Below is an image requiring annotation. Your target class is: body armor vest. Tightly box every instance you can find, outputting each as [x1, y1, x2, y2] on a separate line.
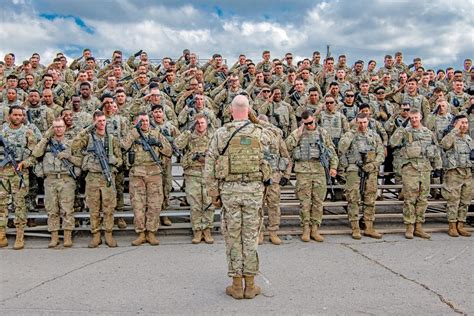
[27, 105, 49, 133]
[320, 111, 344, 139]
[293, 130, 321, 161]
[0, 124, 29, 162]
[445, 135, 473, 169]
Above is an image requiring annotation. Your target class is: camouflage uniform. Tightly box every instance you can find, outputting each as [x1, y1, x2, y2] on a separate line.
[175, 129, 214, 232]
[446, 91, 470, 114]
[259, 101, 297, 138]
[205, 120, 271, 277]
[286, 126, 338, 227]
[122, 127, 171, 234]
[401, 93, 431, 123]
[317, 109, 350, 148]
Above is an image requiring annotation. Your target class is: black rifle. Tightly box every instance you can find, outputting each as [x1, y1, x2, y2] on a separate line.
[135, 120, 162, 168]
[48, 139, 78, 180]
[89, 130, 114, 188]
[357, 152, 368, 230]
[161, 128, 182, 158]
[0, 135, 25, 188]
[191, 152, 206, 162]
[316, 134, 336, 201]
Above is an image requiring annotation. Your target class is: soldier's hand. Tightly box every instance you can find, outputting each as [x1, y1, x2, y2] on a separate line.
[45, 127, 54, 138]
[57, 151, 71, 160]
[212, 196, 222, 208]
[454, 120, 462, 130]
[362, 163, 377, 173]
[17, 161, 25, 171]
[296, 123, 305, 138]
[279, 177, 289, 186]
[329, 168, 337, 177]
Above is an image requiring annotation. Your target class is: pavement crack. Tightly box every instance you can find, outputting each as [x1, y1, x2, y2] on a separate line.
[342, 243, 467, 316]
[0, 247, 138, 304]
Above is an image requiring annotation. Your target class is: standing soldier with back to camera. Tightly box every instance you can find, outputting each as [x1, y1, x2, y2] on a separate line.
[122, 112, 171, 246]
[286, 110, 338, 242]
[339, 113, 385, 240]
[175, 114, 215, 244]
[440, 115, 473, 237]
[205, 95, 272, 300]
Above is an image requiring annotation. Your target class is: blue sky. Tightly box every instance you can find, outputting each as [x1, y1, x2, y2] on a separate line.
[1, 0, 472, 70]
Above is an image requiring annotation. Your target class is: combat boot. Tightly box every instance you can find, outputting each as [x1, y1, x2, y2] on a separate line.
[63, 230, 73, 247]
[203, 228, 214, 244]
[192, 230, 202, 244]
[363, 221, 382, 239]
[414, 222, 431, 239]
[301, 224, 310, 242]
[116, 218, 127, 229]
[405, 224, 414, 239]
[131, 232, 146, 246]
[457, 222, 472, 237]
[244, 275, 261, 299]
[88, 232, 102, 248]
[13, 227, 24, 250]
[258, 231, 264, 245]
[447, 222, 459, 237]
[104, 231, 118, 247]
[0, 228, 8, 248]
[146, 231, 160, 245]
[226, 276, 244, 299]
[350, 221, 361, 240]
[48, 231, 59, 248]
[161, 216, 172, 226]
[310, 225, 324, 242]
[269, 231, 282, 245]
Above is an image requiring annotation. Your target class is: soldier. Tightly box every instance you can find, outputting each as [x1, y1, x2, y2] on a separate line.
[214, 73, 246, 123]
[122, 112, 171, 246]
[71, 111, 123, 248]
[401, 78, 430, 123]
[79, 82, 101, 114]
[69, 95, 93, 130]
[440, 115, 473, 237]
[339, 113, 385, 239]
[316, 95, 350, 149]
[42, 89, 63, 118]
[295, 87, 322, 120]
[175, 114, 215, 244]
[0, 106, 37, 249]
[177, 93, 218, 131]
[205, 95, 271, 300]
[32, 118, 81, 248]
[258, 87, 297, 138]
[447, 79, 470, 113]
[339, 90, 359, 122]
[286, 110, 338, 242]
[390, 109, 442, 239]
[258, 114, 292, 245]
[373, 86, 394, 122]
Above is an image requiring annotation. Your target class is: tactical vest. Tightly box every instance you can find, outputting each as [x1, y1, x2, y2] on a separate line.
[402, 94, 424, 111]
[106, 115, 123, 138]
[320, 111, 343, 139]
[262, 129, 288, 172]
[28, 105, 49, 133]
[433, 114, 453, 141]
[269, 102, 290, 129]
[445, 135, 473, 169]
[345, 131, 377, 165]
[293, 130, 321, 161]
[341, 104, 358, 122]
[183, 132, 210, 170]
[0, 124, 29, 162]
[41, 140, 77, 176]
[401, 127, 438, 161]
[131, 129, 162, 166]
[81, 133, 113, 173]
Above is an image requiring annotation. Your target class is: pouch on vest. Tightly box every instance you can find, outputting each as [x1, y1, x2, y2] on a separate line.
[33, 162, 45, 178]
[406, 146, 422, 159]
[278, 157, 289, 171]
[366, 150, 376, 162]
[425, 145, 438, 160]
[228, 135, 260, 174]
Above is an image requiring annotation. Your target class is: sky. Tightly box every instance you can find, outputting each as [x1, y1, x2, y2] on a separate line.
[1, 0, 472, 70]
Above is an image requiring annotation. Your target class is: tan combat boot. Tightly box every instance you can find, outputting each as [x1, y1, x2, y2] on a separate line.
[405, 224, 414, 239]
[88, 232, 102, 248]
[116, 218, 127, 229]
[301, 224, 310, 242]
[414, 222, 431, 239]
[13, 227, 25, 250]
[310, 225, 324, 242]
[161, 216, 172, 226]
[269, 231, 282, 245]
[363, 221, 382, 239]
[457, 222, 472, 237]
[447, 222, 459, 237]
[0, 228, 8, 248]
[63, 230, 73, 247]
[48, 231, 59, 248]
[146, 231, 160, 245]
[226, 276, 244, 299]
[244, 275, 261, 299]
[104, 231, 118, 247]
[131, 232, 146, 246]
[258, 231, 264, 245]
[192, 230, 202, 244]
[350, 221, 361, 240]
[203, 228, 214, 244]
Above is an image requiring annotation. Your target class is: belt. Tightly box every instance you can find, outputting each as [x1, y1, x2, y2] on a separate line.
[47, 173, 71, 179]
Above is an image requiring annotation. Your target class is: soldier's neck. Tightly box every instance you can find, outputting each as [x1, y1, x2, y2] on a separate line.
[9, 123, 22, 130]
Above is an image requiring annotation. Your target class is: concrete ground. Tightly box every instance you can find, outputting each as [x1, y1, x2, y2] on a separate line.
[0, 232, 472, 315]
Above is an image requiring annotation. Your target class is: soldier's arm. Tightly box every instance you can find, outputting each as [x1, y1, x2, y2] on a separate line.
[156, 130, 172, 157]
[70, 130, 89, 156]
[421, 97, 430, 124]
[174, 130, 191, 151]
[21, 129, 38, 168]
[389, 127, 406, 148]
[112, 137, 123, 168]
[165, 107, 179, 127]
[46, 108, 55, 127]
[177, 108, 190, 126]
[439, 129, 457, 150]
[341, 115, 350, 132]
[377, 122, 389, 146]
[278, 136, 293, 179]
[204, 133, 220, 198]
[285, 130, 299, 152]
[337, 131, 353, 156]
[323, 130, 339, 169]
[288, 106, 298, 133]
[31, 136, 49, 158]
[374, 134, 385, 166]
[121, 128, 139, 151]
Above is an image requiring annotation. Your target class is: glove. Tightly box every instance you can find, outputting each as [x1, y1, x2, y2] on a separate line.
[212, 196, 222, 208]
[362, 163, 377, 173]
[279, 177, 289, 186]
[432, 169, 443, 178]
[263, 178, 272, 187]
[57, 151, 70, 160]
[134, 49, 143, 57]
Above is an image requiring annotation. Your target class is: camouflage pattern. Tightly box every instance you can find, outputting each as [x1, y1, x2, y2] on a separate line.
[258, 101, 297, 138]
[26, 105, 55, 133]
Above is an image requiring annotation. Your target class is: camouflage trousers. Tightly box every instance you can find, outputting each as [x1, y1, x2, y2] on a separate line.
[221, 181, 264, 277]
[115, 167, 125, 213]
[45, 175, 76, 232]
[295, 172, 326, 227]
[129, 173, 163, 233]
[0, 166, 29, 228]
[161, 158, 172, 210]
[185, 174, 214, 231]
[442, 168, 473, 223]
[345, 170, 378, 222]
[262, 182, 281, 231]
[401, 165, 430, 224]
[85, 172, 116, 233]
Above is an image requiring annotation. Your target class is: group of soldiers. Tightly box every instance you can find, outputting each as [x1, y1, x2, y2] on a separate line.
[0, 48, 473, 297]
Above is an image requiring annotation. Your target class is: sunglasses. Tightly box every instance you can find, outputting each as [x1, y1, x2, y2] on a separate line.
[345, 94, 354, 97]
[262, 90, 271, 93]
[402, 108, 410, 112]
[304, 120, 314, 126]
[325, 101, 335, 104]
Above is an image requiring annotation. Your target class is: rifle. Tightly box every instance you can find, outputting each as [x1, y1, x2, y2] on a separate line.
[135, 120, 162, 168]
[48, 139, 78, 180]
[0, 135, 26, 188]
[316, 134, 336, 201]
[161, 128, 182, 158]
[357, 151, 368, 230]
[89, 130, 114, 188]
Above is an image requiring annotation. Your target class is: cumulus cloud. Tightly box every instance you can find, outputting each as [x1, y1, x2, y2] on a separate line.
[0, 0, 472, 70]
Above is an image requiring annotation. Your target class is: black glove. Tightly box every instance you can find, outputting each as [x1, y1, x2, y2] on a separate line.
[134, 50, 143, 57]
[432, 169, 443, 178]
[263, 179, 272, 187]
[279, 177, 289, 186]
